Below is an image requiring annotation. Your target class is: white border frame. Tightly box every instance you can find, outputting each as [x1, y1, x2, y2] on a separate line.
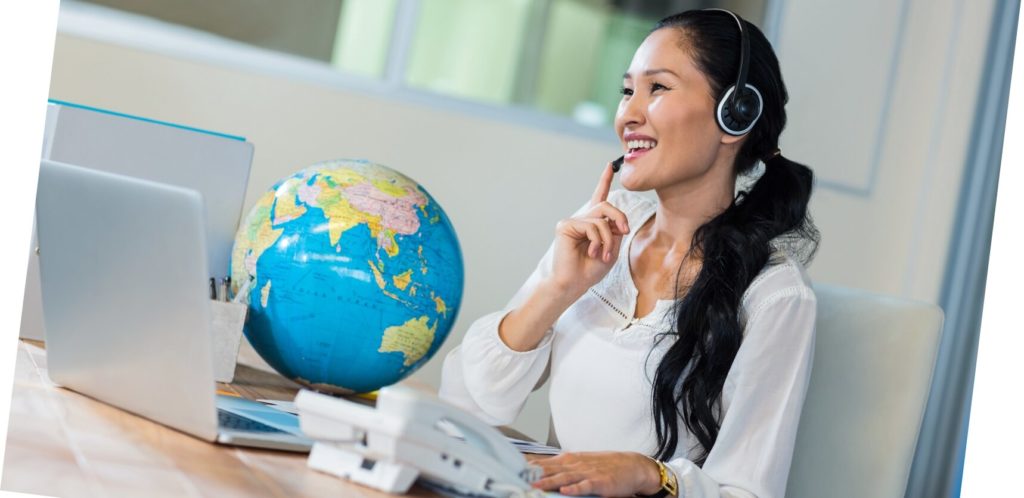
[958, 2, 1023, 494]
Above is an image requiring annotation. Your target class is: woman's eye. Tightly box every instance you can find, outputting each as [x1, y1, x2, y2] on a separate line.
[619, 86, 634, 96]
[651, 82, 668, 92]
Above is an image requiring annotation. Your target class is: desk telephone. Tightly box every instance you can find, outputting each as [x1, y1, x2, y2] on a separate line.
[295, 385, 547, 497]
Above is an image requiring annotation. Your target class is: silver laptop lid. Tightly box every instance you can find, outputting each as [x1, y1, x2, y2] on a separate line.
[36, 159, 219, 442]
[43, 101, 253, 276]
[22, 102, 253, 341]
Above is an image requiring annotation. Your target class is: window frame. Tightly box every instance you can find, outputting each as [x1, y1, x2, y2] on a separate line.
[58, 0, 781, 144]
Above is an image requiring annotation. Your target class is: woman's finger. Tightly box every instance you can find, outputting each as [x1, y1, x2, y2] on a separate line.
[557, 219, 593, 242]
[524, 454, 553, 463]
[589, 162, 616, 206]
[560, 479, 598, 496]
[559, 219, 616, 261]
[585, 222, 598, 257]
[588, 217, 614, 260]
[532, 470, 583, 491]
[587, 202, 630, 234]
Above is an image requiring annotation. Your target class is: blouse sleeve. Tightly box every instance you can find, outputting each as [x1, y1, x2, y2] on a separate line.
[437, 240, 558, 426]
[663, 285, 817, 498]
[438, 192, 614, 426]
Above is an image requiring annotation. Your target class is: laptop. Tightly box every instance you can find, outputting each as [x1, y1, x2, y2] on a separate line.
[22, 101, 254, 341]
[35, 159, 312, 453]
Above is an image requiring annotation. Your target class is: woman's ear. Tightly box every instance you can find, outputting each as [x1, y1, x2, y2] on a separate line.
[720, 132, 746, 146]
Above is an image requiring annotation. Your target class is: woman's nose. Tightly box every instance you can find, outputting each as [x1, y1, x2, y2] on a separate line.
[617, 95, 646, 129]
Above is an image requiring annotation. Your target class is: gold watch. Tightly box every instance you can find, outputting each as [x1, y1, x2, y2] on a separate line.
[642, 457, 679, 498]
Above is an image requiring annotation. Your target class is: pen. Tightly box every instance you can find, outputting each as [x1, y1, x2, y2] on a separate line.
[210, 277, 217, 300]
[233, 278, 253, 304]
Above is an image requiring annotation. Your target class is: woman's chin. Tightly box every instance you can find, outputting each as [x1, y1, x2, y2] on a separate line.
[618, 169, 644, 191]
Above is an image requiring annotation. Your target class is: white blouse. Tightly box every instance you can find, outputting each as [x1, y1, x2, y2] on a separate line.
[439, 189, 816, 498]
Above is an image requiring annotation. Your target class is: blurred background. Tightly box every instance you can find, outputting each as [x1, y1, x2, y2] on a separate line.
[46, 0, 1019, 496]
[73, 0, 767, 129]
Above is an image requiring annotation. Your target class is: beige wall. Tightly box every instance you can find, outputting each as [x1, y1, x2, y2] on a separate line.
[47, 0, 997, 440]
[779, 0, 995, 301]
[49, 33, 622, 441]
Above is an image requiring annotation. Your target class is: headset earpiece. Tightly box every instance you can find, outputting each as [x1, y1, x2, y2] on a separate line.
[706, 8, 764, 136]
[716, 84, 763, 136]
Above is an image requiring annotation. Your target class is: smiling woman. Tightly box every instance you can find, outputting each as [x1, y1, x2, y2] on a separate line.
[615, 30, 736, 194]
[440, 8, 819, 498]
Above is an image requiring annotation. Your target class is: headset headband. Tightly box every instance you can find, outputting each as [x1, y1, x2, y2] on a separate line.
[702, 8, 750, 111]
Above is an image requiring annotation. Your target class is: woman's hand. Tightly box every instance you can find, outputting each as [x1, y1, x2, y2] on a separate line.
[531, 451, 663, 497]
[546, 162, 631, 298]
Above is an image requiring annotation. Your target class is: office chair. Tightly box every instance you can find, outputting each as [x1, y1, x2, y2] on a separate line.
[786, 284, 944, 498]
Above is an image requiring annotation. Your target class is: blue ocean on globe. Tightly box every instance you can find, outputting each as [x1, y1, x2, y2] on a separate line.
[230, 159, 464, 394]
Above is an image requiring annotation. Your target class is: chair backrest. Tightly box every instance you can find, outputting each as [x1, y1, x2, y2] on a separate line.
[786, 284, 944, 498]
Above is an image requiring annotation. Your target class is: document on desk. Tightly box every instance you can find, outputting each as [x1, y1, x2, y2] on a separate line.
[434, 419, 563, 456]
[418, 480, 579, 498]
[259, 398, 300, 415]
[506, 438, 561, 455]
[267, 397, 565, 456]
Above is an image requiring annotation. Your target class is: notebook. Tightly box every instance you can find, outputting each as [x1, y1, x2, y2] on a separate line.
[21, 100, 253, 341]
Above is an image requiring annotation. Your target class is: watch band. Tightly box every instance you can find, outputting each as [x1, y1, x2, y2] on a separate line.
[639, 457, 678, 498]
[640, 489, 670, 498]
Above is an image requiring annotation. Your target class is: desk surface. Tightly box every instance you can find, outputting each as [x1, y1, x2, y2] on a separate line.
[1, 340, 437, 498]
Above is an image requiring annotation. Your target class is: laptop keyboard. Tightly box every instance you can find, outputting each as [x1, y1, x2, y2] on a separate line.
[217, 409, 287, 434]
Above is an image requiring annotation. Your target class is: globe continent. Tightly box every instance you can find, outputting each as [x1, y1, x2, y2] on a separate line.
[230, 159, 463, 394]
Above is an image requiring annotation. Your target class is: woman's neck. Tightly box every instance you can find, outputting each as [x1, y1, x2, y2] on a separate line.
[641, 168, 736, 257]
[627, 173, 734, 302]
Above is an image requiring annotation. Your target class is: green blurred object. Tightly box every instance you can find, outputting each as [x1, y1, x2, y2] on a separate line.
[332, 0, 398, 77]
[80, 0, 765, 128]
[406, 0, 534, 104]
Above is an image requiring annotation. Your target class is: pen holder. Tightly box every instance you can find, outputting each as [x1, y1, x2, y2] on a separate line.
[209, 299, 248, 383]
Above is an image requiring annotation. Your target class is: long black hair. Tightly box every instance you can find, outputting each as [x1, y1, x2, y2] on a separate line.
[647, 10, 820, 466]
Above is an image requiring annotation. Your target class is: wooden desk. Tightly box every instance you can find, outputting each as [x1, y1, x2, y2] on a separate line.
[1, 340, 437, 497]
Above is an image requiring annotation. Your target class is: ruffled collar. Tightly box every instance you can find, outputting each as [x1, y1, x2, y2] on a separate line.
[590, 203, 678, 334]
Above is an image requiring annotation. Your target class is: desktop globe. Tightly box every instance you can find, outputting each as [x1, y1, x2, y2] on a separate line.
[230, 159, 464, 394]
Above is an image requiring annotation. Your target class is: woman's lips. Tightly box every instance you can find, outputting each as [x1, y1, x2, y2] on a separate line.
[625, 147, 653, 161]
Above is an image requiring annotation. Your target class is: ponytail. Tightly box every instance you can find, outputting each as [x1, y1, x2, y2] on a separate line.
[648, 10, 820, 465]
[733, 153, 818, 264]
[651, 153, 820, 465]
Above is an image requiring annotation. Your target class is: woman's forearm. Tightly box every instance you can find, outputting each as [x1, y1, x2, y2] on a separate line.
[498, 280, 581, 352]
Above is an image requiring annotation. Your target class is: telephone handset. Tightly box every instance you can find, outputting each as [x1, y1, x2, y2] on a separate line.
[295, 385, 545, 497]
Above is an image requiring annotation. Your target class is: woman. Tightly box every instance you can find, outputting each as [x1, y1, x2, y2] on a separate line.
[440, 9, 820, 498]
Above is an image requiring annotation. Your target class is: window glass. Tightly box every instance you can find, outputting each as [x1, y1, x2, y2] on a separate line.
[82, 0, 358, 63]
[532, 2, 657, 126]
[78, 0, 766, 129]
[400, 0, 765, 125]
[405, 0, 536, 105]
[332, 0, 398, 78]
[81, 0, 398, 77]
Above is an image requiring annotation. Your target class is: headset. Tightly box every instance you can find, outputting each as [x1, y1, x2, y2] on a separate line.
[705, 8, 763, 136]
